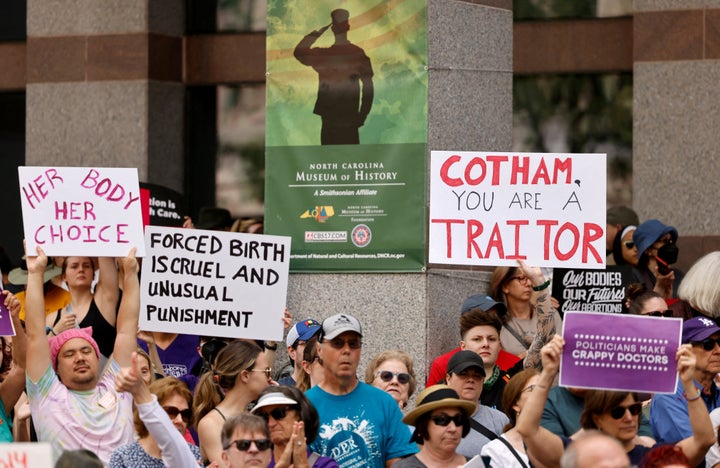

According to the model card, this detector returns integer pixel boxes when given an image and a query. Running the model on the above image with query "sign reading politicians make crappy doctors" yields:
[429,152,606,269]
[560,311,681,394]
[18,166,146,257]
[139,226,291,342]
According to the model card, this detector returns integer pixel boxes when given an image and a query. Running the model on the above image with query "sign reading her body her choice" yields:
[18,166,146,257]
[140,226,291,341]
[429,152,606,268]
[560,311,682,394]
[0,442,53,467]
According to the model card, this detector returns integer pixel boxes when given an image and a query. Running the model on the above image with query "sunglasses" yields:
[431,413,466,427]
[257,406,295,421]
[511,275,531,284]
[692,337,720,351]
[609,402,643,420]
[377,371,411,384]
[250,367,273,378]
[227,439,272,451]
[327,338,362,350]
[163,406,192,423]
[643,310,673,318]
[623,241,635,249]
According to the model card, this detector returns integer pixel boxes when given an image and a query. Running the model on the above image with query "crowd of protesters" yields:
[0,205,719,468]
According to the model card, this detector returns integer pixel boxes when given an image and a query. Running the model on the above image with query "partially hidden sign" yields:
[429,152,606,268]
[0,301,15,336]
[0,442,53,467]
[560,311,681,394]
[140,226,291,341]
[19,167,145,257]
[552,266,634,316]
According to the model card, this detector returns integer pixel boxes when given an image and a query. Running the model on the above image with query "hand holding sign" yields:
[676,344,696,387]
[541,334,565,377]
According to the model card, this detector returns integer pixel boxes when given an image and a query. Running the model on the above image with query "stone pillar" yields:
[633,1,720,268]
[287,0,513,384]
[25,0,185,193]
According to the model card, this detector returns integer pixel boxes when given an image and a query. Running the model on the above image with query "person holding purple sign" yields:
[517,335,714,467]
[0,290,26,442]
[650,317,720,446]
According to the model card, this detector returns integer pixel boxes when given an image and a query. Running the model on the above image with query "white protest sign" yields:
[0,442,53,467]
[19,167,145,257]
[140,226,291,341]
[429,152,606,268]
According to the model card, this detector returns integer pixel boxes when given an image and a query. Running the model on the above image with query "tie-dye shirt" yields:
[26,359,134,465]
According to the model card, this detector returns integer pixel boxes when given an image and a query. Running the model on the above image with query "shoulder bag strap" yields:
[503,323,530,351]
[494,435,529,468]
[469,418,498,441]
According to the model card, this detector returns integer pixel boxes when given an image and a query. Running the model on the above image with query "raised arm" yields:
[93,256,120,327]
[675,344,715,465]
[516,334,566,466]
[518,261,558,370]
[113,248,139,368]
[24,246,51,382]
[0,291,27,415]
[115,352,199,467]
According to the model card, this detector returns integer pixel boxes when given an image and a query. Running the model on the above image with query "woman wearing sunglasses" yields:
[625,283,676,318]
[193,339,272,466]
[220,413,273,468]
[110,354,202,467]
[395,384,476,467]
[517,335,714,467]
[251,386,338,467]
[365,350,417,410]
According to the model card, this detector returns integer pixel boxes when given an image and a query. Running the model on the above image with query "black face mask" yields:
[657,243,679,265]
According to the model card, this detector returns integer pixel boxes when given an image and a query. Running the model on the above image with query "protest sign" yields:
[552,266,634,316]
[140,226,291,341]
[0,442,53,467]
[19,167,145,257]
[429,152,606,268]
[0,301,15,336]
[560,311,681,393]
[139,182,186,228]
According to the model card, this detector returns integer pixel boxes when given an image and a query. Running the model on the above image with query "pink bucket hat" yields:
[48,327,101,370]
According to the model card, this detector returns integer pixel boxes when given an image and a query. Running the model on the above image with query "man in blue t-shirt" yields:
[307,313,417,468]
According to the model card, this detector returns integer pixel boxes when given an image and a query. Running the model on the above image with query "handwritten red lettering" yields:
[21,168,64,209]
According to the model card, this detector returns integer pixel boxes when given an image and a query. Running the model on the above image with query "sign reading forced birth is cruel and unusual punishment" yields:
[140,226,291,342]
[18,166,146,257]
[560,311,681,394]
[429,152,606,268]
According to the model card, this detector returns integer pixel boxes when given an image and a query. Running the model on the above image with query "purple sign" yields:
[0,301,16,336]
[560,311,681,394]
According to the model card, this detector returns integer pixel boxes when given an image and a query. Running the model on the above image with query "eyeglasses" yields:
[609,403,643,420]
[163,406,192,423]
[623,241,635,249]
[250,367,273,378]
[510,275,531,284]
[643,310,673,318]
[326,338,362,349]
[257,406,295,421]
[377,371,411,384]
[521,384,537,393]
[227,439,272,451]
[430,413,466,427]
[692,337,720,351]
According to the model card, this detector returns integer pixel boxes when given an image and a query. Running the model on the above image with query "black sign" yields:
[551,266,634,316]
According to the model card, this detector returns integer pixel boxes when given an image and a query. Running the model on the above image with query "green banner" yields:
[265,0,428,272]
